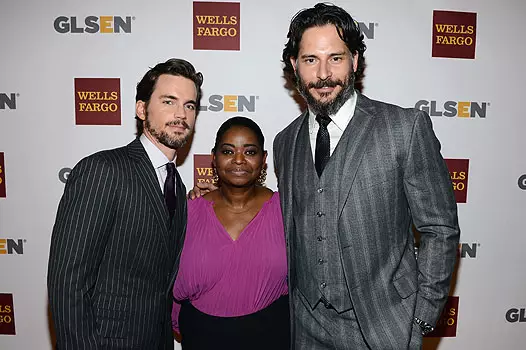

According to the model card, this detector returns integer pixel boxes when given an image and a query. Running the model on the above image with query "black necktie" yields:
[315,114,331,177]
[164,162,177,218]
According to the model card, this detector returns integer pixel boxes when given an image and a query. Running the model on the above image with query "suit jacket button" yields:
[316,211,324,217]
[320,282,327,288]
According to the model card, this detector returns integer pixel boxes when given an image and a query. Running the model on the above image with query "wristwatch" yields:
[414,317,434,336]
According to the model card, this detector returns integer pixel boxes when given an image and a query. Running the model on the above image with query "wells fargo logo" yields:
[432,10,477,59]
[445,159,469,203]
[194,154,214,186]
[74,78,121,125]
[0,153,5,198]
[415,100,488,118]
[54,16,133,34]
[193,2,240,50]
[425,296,459,337]
[200,94,258,112]
[0,293,16,335]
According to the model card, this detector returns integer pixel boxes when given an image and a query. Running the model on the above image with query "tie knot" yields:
[166,162,176,175]
[316,114,331,127]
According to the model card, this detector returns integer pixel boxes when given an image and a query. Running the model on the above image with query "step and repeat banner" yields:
[1,0,525,349]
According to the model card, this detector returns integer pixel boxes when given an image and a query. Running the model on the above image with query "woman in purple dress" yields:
[172,117,289,349]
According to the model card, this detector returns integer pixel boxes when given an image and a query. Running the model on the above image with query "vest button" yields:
[316,211,324,217]
[320,282,327,288]
[317,236,323,241]
[317,258,324,265]
[317,188,324,193]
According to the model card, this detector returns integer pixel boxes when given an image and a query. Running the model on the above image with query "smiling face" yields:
[135,74,197,158]
[213,125,267,188]
[292,24,358,116]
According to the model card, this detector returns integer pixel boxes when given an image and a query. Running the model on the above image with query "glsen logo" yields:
[506,308,526,323]
[193,2,240,50]
[425,296,459,337]
[415,100,488,118]
[59,167,72,184]
[54,16,133,34]
[432,10,477,59]
[75,78,121,125]
[445,159,469,203]
[194,155,214,186]
[0,239,25,255]
[458,242,479,258]
[518,175,526,190]
[0,153,5,198]
[200,95,258,112]
[0,93,18,110]
[357,21,378,39]
[0,293,16,335]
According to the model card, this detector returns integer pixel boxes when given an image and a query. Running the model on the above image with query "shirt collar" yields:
[308,90,357,131]
[139,134,176,169]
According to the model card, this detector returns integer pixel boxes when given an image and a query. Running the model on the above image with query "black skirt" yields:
[179,295,290,350]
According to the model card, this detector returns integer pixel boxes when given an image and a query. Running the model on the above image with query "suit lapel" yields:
[283,111,308,239]
[337,94,377,219]
[167,168,187,291]
[127,139,171,257]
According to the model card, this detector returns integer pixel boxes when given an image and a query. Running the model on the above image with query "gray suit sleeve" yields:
[47,156,117,349]
[402,111,460,326]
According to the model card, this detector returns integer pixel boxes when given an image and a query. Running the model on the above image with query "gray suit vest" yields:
[292,116,353,312]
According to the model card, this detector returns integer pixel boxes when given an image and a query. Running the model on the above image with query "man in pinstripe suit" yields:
[274,4,460,349]
[48,58,202,349]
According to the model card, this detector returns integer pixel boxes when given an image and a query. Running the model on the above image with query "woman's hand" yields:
[187,182,218,199]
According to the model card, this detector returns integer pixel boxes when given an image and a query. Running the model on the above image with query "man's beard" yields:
[296,69,355,116]
[145,114,193,149]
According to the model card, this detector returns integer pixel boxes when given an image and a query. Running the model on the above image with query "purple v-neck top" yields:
[172,192,288,331]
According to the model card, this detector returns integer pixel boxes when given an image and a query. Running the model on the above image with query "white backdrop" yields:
[1,0,525,349]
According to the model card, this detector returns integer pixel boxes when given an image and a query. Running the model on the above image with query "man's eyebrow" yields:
[299,54,318,59]
[159,94,178,100]
[159,95,196,106]
[329,51,347,57]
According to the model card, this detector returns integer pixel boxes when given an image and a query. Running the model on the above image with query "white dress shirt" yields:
[308,92,358,158]
[139,134,177,194]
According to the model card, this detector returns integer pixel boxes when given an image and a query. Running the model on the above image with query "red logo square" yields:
[194,154,214,187]
[74,78,121,125]
[445,159,469,203]
[0,294,16,335]
[432,10,477,59]
[0,153,6,198]
[193,2,240,51]
[425,296,459,337]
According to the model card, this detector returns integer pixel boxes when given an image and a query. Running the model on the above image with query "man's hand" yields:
[187,182,218,199]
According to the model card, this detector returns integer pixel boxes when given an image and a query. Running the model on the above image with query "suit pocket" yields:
[393,272,418,299]
[94,295,129,339]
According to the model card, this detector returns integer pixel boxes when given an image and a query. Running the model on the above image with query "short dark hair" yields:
[212,116,265,154]
[135,58,203,136]
[282,3,366,83]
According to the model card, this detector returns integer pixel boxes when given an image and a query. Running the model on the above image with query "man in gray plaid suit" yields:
[273,3,460,349]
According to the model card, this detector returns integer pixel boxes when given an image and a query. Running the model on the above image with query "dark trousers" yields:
[179,295,290,350]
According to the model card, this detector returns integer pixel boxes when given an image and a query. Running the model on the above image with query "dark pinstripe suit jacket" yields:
[48,138,187,349]
[274,93,460,349]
